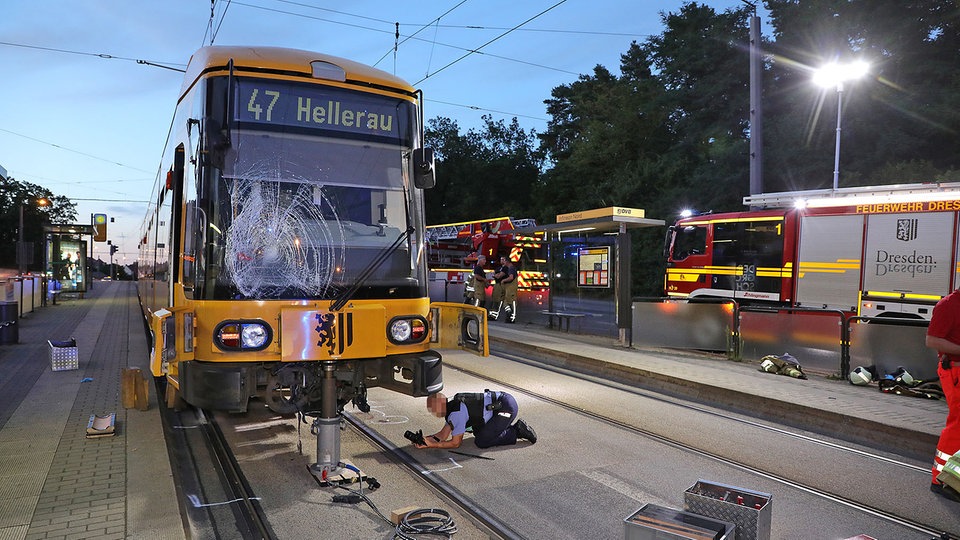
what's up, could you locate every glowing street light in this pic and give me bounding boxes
[813,60,870,190]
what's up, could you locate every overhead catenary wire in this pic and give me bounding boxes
[263,0,645,38]
[371,0,470,69]
[414,0,568,85]
[0,128,153,173]
[212,0,233,44]
[425,99,548,122]
[228,0,578,76]
[0,41,186,71]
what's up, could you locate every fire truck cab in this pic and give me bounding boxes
[665,183,960,320]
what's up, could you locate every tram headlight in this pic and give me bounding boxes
[241,324,269,349]
[388,316,427,345]
[214,320,272,351]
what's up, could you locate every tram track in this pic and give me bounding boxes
[499,349,930,475]
[448,351,952,539]
[157,380,276,540]
[342,410,523,540]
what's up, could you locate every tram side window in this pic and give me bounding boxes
[672,225,706,261]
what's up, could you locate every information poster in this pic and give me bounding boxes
[577,246,610,288]
[47,237,87,293]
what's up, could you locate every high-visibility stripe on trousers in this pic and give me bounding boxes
[933,362,960,483]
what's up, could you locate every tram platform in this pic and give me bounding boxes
[0,281,183,540]
[0,283,947,539]
[489,320,946,462]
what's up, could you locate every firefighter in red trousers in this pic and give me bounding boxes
[925,289,960,503]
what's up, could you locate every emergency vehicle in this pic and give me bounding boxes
[664,182,960,320]
[427,216,550,303]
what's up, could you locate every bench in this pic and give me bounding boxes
[541,311,587,332]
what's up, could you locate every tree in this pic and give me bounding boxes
[763,0,960,190]
[424,115,543,224]
[0,176,78,271]
[536,3,755,294]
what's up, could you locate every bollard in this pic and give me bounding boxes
[0,301,18,345]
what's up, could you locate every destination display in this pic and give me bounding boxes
[234,79,411,141]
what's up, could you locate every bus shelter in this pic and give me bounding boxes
[43,224,94,294]
[513,207,664,345]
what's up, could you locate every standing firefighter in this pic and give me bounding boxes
[489,256,518,323]
[466,254,488,308]
[925,288,960,503]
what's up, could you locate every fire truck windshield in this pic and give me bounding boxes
[671,225,706,261]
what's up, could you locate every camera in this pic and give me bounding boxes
[404,429,426,446]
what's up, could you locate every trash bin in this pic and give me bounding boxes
[0,301,18,345]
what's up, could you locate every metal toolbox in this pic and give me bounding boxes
[624,503,735,540]
[48,338,79,371]
[683,480,771,540]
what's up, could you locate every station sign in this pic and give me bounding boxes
[556,207,645,223]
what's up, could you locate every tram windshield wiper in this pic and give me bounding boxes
[329,226,413,312]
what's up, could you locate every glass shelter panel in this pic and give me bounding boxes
[849,321,938,381]
[739,310,844,374]
[632,301,732,351]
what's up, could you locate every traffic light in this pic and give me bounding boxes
[111,244,118,255]
[93,214,107,242]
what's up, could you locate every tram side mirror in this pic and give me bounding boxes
[413,148,436,189]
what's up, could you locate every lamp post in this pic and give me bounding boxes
[813,61,869,190]
[18,197,51,275]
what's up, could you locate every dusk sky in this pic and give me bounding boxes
[1,1,762,261]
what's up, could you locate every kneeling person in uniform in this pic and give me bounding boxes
[415,390,537,449]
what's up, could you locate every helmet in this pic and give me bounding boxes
[849,366,872,386]
[760,357,777,373]
[893,367,915,386]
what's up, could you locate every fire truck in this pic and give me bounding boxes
[664,182,960,320]
[426,216,549,306]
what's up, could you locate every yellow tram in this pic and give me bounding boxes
[138,46,485,471]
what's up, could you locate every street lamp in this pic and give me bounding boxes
[18,196,51,275]
[813,60,870,190]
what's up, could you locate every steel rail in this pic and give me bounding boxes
[497,348,928,474]
[198,407,276,540]
[342,410,524,540]
[155,377,276,540]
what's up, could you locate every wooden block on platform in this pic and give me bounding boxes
[390,506,421,526]
[121,368,140,409]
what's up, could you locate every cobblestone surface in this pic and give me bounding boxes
[0,283,183,540]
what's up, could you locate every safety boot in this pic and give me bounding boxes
[506,301,517,323]
[931,482,960,503]
[488,301,502,321]
[515,419,537,444]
